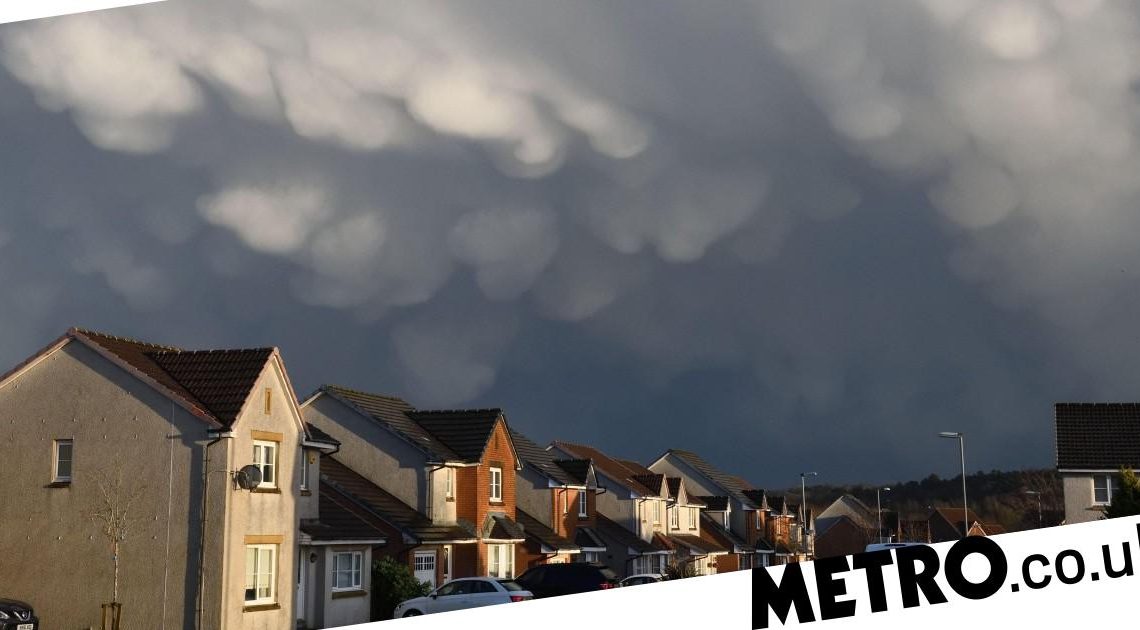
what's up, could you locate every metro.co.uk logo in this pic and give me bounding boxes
[752,520,1140,628]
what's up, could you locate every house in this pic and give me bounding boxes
[510,429,608,569]
[813,495,877,558]
[549,441,675,576]
[301,386,526,586]
[1055,403,1140,524]
[967,521,1006,537]
[927,507,980,542]
[0,328,316,629]
[650,449,802,567]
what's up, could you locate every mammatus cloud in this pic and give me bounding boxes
[3,0,1140,481]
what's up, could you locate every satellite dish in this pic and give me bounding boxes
[235,465,263,490]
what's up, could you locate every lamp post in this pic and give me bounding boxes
[876,487,891,543]
[939,431,968,537]
[800,472,818,559]
[1025,490,1043,528]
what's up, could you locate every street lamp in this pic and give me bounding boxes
[1025,490,1043,528]
[800,472,818,558]
[939,431,968,537]
[876,487,891,543]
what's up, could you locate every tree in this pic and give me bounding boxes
[371,556,432,621]
[87,464,145,629]
[1104,467,1140,519]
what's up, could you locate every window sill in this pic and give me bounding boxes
[300,489,311,496]
[45,481,71,488]
[489,499,503,505]
[578,514,589,520]
[332,589,368,599]
[243,603,280,612]
[252,487,281,494]
[445,497,455,502]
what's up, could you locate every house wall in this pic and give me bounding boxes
[0,340,224,630]
[427,465,458,524]
[552,487,595,539]
[814,519,870,559]
[301,395,428,512]
[1062,473,1106,524]
[318,545,372,628]
[650,455,753,542]
[298,450,320,521]
[218,360,303,630]
[516,466,554,528]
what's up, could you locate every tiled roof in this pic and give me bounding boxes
[320,456,476,543]
[510,429,579,486]
[305,422,340,446]
[319,385,459,462]
[664,449,759,509]
[515,509,580,552]
[408,409,505,463]
[665,477,705,506]
[1055,403,1140,469]
[575,527,607,551]
[664,533,728,555]
[484,514,526,541]
[699,511,754,552]
[698,496,730,511]
[552,441,659,496]
[553,459,591,486]
[300,482,388,542]
[595,513,656,554]
[75,329,274,428]
[931,507,980,529]
[631,473,665,497]
[742,489,768,509]
[618,458,654,475]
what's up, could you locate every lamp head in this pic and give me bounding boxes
[938,431,962,439]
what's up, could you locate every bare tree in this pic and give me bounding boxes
[88,464,146,607]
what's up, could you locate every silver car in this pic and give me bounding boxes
[394,577,534,617]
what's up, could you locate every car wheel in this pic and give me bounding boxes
[402,610,423,617]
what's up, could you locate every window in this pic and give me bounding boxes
[581,550,600,563]
[53,439,73,483]
[489,467,502,502]
[1094,474,1118,505]
[670,506,679,529]
[299,452,309,491]
[414,552,436,573]
[445,468,453,499]
[740,554,753,570]
[332,551,363,591]
[244,545,276,605]
[578,491,588,518]
[653,501,661,524]
[487,543,514,578]
[756,511,762,530]
[563,490,569,514]
[253,440,277,489]
[263,388,272,415]
[689,507,697,530]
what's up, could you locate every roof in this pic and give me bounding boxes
[618,458,654,475]
[1055,403,1140,469]
[697,496,730,511]
[515,509,580,552]
[552,441,659,496]
[554,459,592,486]
[305,422,341,446]
[575,527,607,551]
[318,385,458,461]
[742,489,768,509]
[408,408,509,464]
[484,513,526,542]
[931,507,980,529]
[320,456,477,543]
[300,482,388,542]
[666,477,705,506]
[73,329,277,428]
[631,473,666,497]
[595,513,656,554]
[661,449,759,509]
[510,429,580,486]
[699,511,754,553]
[659,533,729,556]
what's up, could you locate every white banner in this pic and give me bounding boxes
[0,0,165,25]
[346,516,1140,628]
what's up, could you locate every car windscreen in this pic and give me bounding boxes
[498,580,526,591]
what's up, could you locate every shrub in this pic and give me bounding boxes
[371,556,432,620]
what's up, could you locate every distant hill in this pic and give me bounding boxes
[784,469,1062,533]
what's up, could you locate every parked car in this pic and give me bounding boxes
[0,599,37,630]
[394,578,533,617]
[619,573,664,587]
[515,562,620,598]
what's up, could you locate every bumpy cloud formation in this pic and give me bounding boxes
[3,0,1140,482]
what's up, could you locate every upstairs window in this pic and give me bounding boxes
[299,452,309,491]
[578,491,588,517]
[653,500,661,524]
[1094,474,1118,505]
[253,440,277,489]
[670,505,679,529]
[689,507,697,530]
[53,439,73,483]
[445,468,453,499]
[489,467,503,502]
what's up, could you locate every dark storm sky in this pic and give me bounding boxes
[1,0,1136,487]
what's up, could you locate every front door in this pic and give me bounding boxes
[414,550,437,588]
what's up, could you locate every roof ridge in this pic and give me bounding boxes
[410,407,504,415]
[71,327,183,352]
[149,347,276,356]
[323,384,410,403]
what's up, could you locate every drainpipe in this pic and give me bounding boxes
[197,430,231,630]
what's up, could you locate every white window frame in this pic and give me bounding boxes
[578,491,588,518]
[670,505,679,529]
[53,439,73,483]
[253,440,278,489]
[445,468,453,499]
[1093,474,1116,505]
[489,467,503,503]
[563,490,569,514]
[332,550,363,591]
[487,543,515,578]
[653,500,661,524]
[299,452,309,491]
[244,544,277,605]
[689,507,697,530]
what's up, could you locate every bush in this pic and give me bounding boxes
[371,556,432,620]
[662,560,699,580]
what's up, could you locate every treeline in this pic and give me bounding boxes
[784,469,1063,533]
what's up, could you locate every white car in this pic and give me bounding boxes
[619,574,664,587]
[394,577,534,617]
